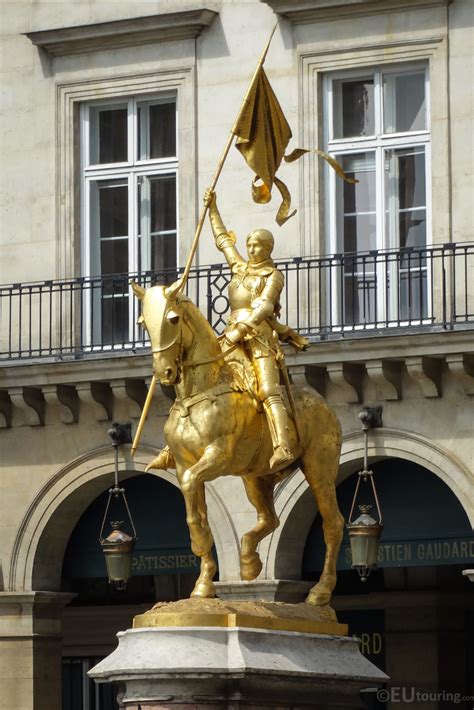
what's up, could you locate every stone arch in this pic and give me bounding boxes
[8,446,239,592]
[259,427,474,581]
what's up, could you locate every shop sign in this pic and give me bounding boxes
[341,536,474,569]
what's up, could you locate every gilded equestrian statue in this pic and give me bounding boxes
[131,205,344,604]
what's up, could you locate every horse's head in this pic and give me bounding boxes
[131,280,188,386]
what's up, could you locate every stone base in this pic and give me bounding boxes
[215,579,313,603]
[90,608,388,708]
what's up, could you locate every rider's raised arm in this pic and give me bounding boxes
[204,188,244,270]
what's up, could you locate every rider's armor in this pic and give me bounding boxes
[209,206,294,470]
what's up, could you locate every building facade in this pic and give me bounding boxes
[0,1,473,709]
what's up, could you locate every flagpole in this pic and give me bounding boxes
[177,21,278,292]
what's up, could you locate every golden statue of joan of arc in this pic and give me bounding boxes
[204,187,308,470]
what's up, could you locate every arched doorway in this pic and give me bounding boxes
[61,474,204,710]
[303,458,474,707]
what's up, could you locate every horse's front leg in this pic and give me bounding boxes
[240,474,279,581]
[178,441,231,598]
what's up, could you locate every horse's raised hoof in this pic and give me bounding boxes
[240,554,262,581]
[191,580,216,599]
[305,584,332,607]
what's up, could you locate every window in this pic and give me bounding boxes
[81,95,177,346]
[62,657,119,710]
[325,65,430,326]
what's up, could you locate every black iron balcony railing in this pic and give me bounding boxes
[1,243,473,362]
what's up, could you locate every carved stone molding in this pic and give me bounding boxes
[8,387,45,427]
[24,10,218,57]
[446,354,474,396]
[261,0,449,23]
[365,359,402,401]
[406,356,442,398]
[76,382,112,421]
[42,385,79,425]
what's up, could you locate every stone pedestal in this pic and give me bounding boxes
[89,599,387,709]
[215,579,313,603]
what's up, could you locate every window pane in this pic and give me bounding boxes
[138,100,176,160]
[101,294,129,345]
[385,148,426,249]
[333,78,374,138]
[99,183,128,238]
[338,153,376,252]
[150,176,176,232]
[152,234,177,273]
[89,106,127,164]
[100,238,128,275]
[383,71,426,133]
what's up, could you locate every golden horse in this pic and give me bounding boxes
[132,281,344,605]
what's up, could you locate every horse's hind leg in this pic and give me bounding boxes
[302,434,344,606]
[240,474,279,581]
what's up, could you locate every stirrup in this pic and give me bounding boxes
[269,445,293,471]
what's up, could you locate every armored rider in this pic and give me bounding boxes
[204,188,307,470]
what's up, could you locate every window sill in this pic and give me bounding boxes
[262,0,449,23]
[24,9,218,57]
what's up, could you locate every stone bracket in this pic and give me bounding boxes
[76,382,112,420]
[42,385,78,424]
[326,363,362,403]
[111,379,147,419]
[8,387,45,426]
[0,391,12,428]
[446,354,474,395]
[406,356,442,398]
[365,359,402,400]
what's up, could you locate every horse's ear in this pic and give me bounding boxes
[130,281,146,301]
[164,280,182,300]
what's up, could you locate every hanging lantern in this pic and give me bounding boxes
[99,423,137,590]
[347,408,383,582]
[100,520,135,591]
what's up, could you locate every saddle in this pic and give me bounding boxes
[220,340,263,412]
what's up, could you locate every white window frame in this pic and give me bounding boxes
[80,93,179,349]
[324,62,432,328]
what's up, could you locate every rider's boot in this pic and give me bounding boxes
[145,445,176,472]
[263,395,293,470]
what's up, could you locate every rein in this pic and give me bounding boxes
[182,339,239,368]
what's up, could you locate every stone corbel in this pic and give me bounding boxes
[326,363,362,403]
[446,354,474,396]
[288,364,309,387]
[0,391,12,428]
[8,387,45,426]
[111,379,147,419]
[42,385,79,424]
[405,356,442,398]
[365,359,402,401]
[76,382,112,420]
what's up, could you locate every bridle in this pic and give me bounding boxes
[149,305,239,379]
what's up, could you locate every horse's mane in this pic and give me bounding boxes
[178,295,222,357]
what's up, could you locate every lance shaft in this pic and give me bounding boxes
[131,374,157,456]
